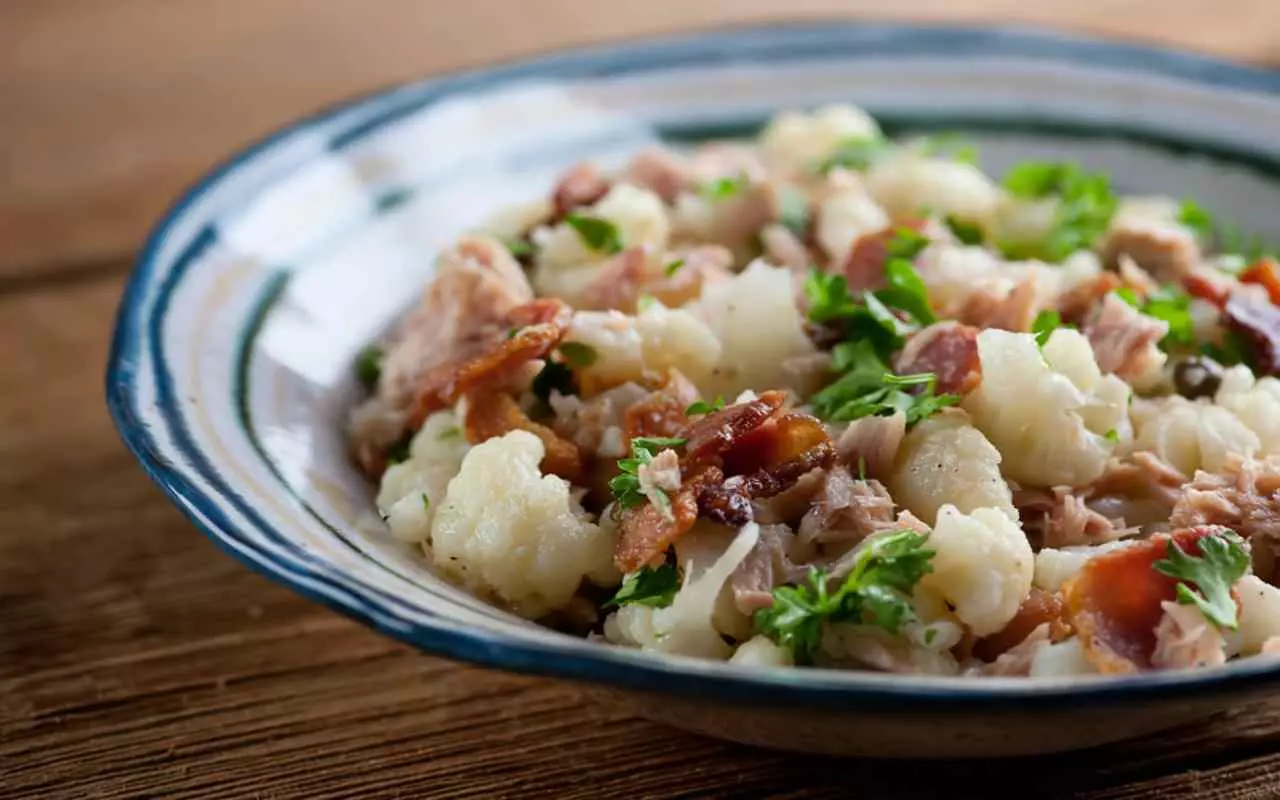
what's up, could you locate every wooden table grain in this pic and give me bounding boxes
[4,3,1280,797]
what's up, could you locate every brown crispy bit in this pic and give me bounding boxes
[550,163,609,220]
[408,298,572,427]
[843,219,927,293]
[1224,291,1280,376]
[1170,454,1280,585]
[463,392,583,484]
[683,391,787,464]
[972,589,1071,663]
[894,321,982,395]
[622,370,700,443]
[1063,526,1230,673]
[1058,272,1121,326]
[614,464,721,573]
[721,412,831,476]
[700,431,836,527]
[623,147,690,203]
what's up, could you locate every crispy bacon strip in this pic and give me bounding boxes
[614,464,722,573]
[842,219,926,293]
[463,392,583,483]
[408,298,572,426]
[550,163,609,220]
[1063,526,1232,673]
[683,391,787,465]
[623,371,700,443]
[894,321,982,395]
[1182,269,1233,308]
[972,589,1071,663]
[1058,272,1122,326]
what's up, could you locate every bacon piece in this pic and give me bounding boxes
[843,219,926,293]
[1170,454,1280,585]
[1058,272,1122,326]
[550,163,609,220]
[623,147,690,203]
[894,321,982,395]
[462,392,583,483]
[614,464,721,573]
[648,245,734,308]
[972,589,1071,662]
[1183,269,1233,308]
[683,391,787,465]
[721,412,830,476]
[622,370,700,443]
[700,415,836,526]
[1063,526,1229,673]
[408,298,573,427]
[1085,292,1169,382]
[1224,291,1280,375]
[1234,259,1280,306]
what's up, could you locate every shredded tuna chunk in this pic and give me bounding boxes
[833,412,906,481]
[959,274,1040,333]
[549,381,650,458]
[1170,454,1280,585]
[729,523,811,614]
[1014,485,1128,550]
[760,223,812,274]
[577,245,733,312]
[1151,601,1227,670]
[1101,218,1199,283]
[1117,254,1160,299]
[623,147,689,203]
[1057,272,1122,326]
[796,466,898,550]
[550,163,610,220]
[895,321,982,395]
[1085,292,1169,382]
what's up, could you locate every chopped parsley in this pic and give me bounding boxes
[1177,199,1214,241]
[420,493,430,510]
[556,341,598,367]
[1000,161,1118,262]
[685,396,726,416]
[608,436,688,511]
[819,136,888,173]
[354,345,383,389]
[1104,428,1119,443]
[1152,530,1250,629]
[504,238,536,258]
[604,563,680,609]
[437,425,462,440]
[636,294,658,312]
[564,212,623,255]
[777,186,812,238]
[1031,309,1063,348]
[699,172,751,201]
[944,215,985,246]
[1113,287,1195,348]
[810,340,959,424]
[664,258,686,277]
[754,530,936,662]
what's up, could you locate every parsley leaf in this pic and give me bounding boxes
[810,341,958,424]
[504,238,535,258]
[531,361,575,405]
[1152,530,1250,629]
[944,215,985,245]
[557,341,598,367]
[354,345,383,389]
[699,172,751,201]
[664,258,685,277]
[1113,287,1141,308]
[1142,287,1195,347]
[636,294,658,312]
[437,425,462,440]
[1177,199,1214,241]
[915,132,979,165]
[754,530,936,662]
[1104,428,1119,443]
[819,136,888,173]
[777,186,812,238]
[608,436,688,510]
[881,255,935,325]
[564,212,623,254]
[420,493,430,510]
[1001,161,1117,262]
[685,396,726,416]
[885,226,930,261]
[604,564,680,609]
[803,270,861,324]
[1032,309,1062,348]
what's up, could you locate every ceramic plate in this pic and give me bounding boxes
[107,23,1280,757]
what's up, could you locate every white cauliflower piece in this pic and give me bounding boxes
[815,183,890,264]
[1216,366,1280,456]
[1029,637,1098,677]
[605,522,760,659]
[963,329,1121,487]
[477,197,552,240]
[1227,575,1280,657]
[887,409,1015,526]
[865,152,1001,225]
[1033,540,1138,592]
[759,104,881,169]
[429,431,616,618]
[1130,396,1259,476]
[563,303,721,390]
[375,410,471,543]
[730,635,796,668]
[693,259,824,398]
[987,194,1058,255]
[919,505,1034,637]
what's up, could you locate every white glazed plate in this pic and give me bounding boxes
[107,23,1280,757]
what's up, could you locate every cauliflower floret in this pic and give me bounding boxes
[887,409,1015,526]
[815,182,890,264]
[563,303,721,390]
[1130,395,1259,476]
[963,329,1121,487]
[477,197,552,240]
[1216,366,1280,456]
[532,183,670,303]
[376,410,471,543]
[1226,575,1280,657]
[1033,540,1138,592]
[865,152,1000,226]
[913,243,1100,321]
[693,259,824,397]
[919,505,1034,636]
[820,584,965,675]
[1029,637,1098,677]
[605,522,760,659]
[730,635,795,668]
[759,104,881,170]
[429,431,616,618]
[986,194,1058,255]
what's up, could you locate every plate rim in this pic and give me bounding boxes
[106,20,1280,711]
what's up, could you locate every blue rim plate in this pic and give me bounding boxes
[107,21,1280,712]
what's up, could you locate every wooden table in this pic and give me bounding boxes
[4,3,1280,797]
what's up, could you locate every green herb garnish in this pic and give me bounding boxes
[819,136,888,173]
[664,258,686,277]
[505,238,536,258]
[1000,161,1117,263]
[1032,309,1063,349]
[1104,428,1119,443]
[685,396,726,416]
[420,493,430,510]
[1152,530,1250,629]
[557,341,598,367]
[1177,199,1214,241]
[754,530,936,662]
[565,212,623,254]
[944,215,985,245]
[699,172,751,201]
[355,345,383,389]
[604,563,680,609]
[386,433,413,465]
[810,341,958,424]
[608,436,688,510]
